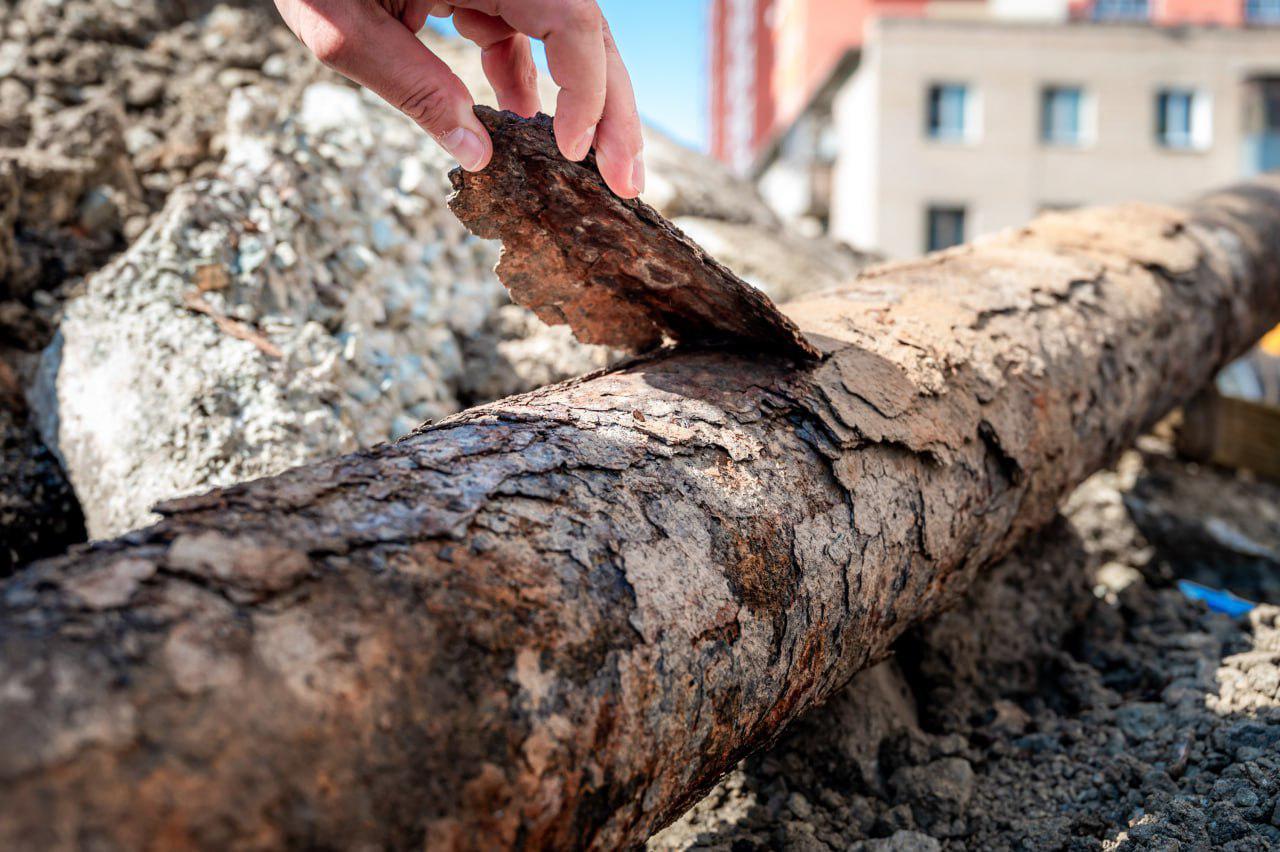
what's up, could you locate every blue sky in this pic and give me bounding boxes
[430,1,709,151]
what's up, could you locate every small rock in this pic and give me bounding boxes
[215,68,260,90]
[1094,560,1143,601]
[787,792,813,820]
[124,72,165,108]
[987,699,1031,735]
[262,54,290,78]
[1116,702,1165,741]
[859,831,941,852]
[874,803,917,836]
[0,42,23,78]
[889,757,974,830]
[123,214,150,242]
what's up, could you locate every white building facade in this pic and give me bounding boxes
[829,19,1280,258]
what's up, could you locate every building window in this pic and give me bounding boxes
[1041,86,1086,145]
[927,84,971,142]
[1156,89,1212,150]
[1244,77,1280,173]
[1246,0,1280,24]
[926,206,967,253]
[1092,0,1148,20]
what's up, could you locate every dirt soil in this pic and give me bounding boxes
[653,442,1280,851]
[0,358,83,574]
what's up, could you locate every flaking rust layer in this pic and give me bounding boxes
[448,107,820,362]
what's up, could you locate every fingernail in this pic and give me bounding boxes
[441,127,486,171]
[631,153,646,195]
[574,124,597,160]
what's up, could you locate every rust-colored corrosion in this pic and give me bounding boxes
[3,175,1280,850]
[448,107,820,361]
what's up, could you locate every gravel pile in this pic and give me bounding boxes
[0,0,314,332]
[652,444,1280,851]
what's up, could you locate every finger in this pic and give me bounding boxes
[400,0,436,31]
[450,0,606,162]
[291,0,492,171]
[541,0,607,162]
[592,22,644,198]
[452,9,542,118]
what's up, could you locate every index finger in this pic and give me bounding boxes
[451,0,607,161]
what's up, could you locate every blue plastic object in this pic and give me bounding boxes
[1177,580,1258,618]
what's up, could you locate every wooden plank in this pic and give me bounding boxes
[1178,390,1280,483]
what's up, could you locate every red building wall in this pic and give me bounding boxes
[709,0,780,171]
[709,0,729,164]
[754,0,776,159]
[1156,0,1244,25]
[773,0,929,130]
[712,0,928,170]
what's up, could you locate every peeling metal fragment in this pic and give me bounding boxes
[449,107,820,362]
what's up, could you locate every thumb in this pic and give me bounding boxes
[393,65,491,171]
[294,1,492,170]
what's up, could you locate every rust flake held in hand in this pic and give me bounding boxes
[448,107,819,361]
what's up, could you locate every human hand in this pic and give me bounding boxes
[273,0,645,198]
